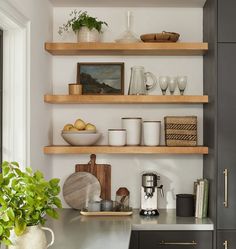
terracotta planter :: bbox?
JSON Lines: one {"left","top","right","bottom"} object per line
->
{"left": 9, "top": 225, "right": 54, "bottom": 249}
{"left": 77, "top": 27, "right": 100, "bottom": 42}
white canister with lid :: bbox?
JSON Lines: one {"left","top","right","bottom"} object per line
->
{"left": 108, "top": 129, "right": 126, "bottom": 146}
{"left": 143, "top": 121, "right": 161, "bottom": 146}
{"left": 121, "top": 118, "right": 142, "bottom": 145}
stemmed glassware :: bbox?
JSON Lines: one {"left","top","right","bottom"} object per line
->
{"left": 177, "top": 76, "right": 187, "bottom": 95}
{"left": 168, "top": 77, "right": 177, "bottom": 95}
{"left": 159, "top": 76, "right": 169, "bottom": 95}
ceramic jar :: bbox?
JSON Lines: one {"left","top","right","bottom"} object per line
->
{"left": 9, "top": 225, "right": 54, "bottom": 249}
{"left": 77, "top": 27, "right": 100, "bottom": 42}
{"left": 108, "top": 129, "right": 126, "bottom": 146}
{"left": 121, "top": 118, "right": 142, "bottom": 145}
{"left": 143, "top": 121, "right": 161, "bottom": 146}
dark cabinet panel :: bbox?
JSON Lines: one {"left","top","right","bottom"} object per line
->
{"left": 217, "top": 230, "right": 236, "bottom": 249}
{"left": 139, "top": 231, "right": 212, "bottom": 249}
{"left": 218, "top": 0, "right": 236, "bottom": 42}
{"left": 129, "top": 231, "right": 139, "bottom": 249}
{"left": 217, "top": 44, "right": 236, "bottom": 229}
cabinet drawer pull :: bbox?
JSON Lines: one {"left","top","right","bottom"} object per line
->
{"left": 159, "top": 240, "right": 197, "bottom": 246}
{"left": 223, "top": 169, "right": 228, "bottom": 208}
{"left": 223, "top": 240, "right": 228, "bottom": 249}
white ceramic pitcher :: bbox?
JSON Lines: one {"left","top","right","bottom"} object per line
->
{"left": 9, "top": 225, "right": 54, "bottom": 249}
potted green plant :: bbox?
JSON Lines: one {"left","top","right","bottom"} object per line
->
{"left": 0, "top": 161, "right": 62, "bottom": 249}
{"left": 58, "top": 10, "right": 108, "bottom": 42}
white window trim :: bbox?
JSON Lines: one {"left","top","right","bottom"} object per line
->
{"left": 0, "top": 0, "right": 30, "bottom": 168}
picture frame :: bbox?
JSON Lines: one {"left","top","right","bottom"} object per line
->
{"left": 77, "top": 62, "right": 124, "bottom": 95}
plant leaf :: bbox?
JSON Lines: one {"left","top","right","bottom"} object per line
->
{"left": 11, "top": 161, "right": 19, "bottom": 167}
{"left": 26, "top": 167, "right": 33, "bottom": 175}
{"left": 49, "top": 178, "right": 60, "bottom": 187}
{"left": 2, "top": 238, "right": 12, "bottom": 246}
{"left": 53, "top": 197, "right": 62, "bottom": 208}
{"left": 7, "top": 208, "right": 15, "bottom": 221}
{"left": 14, "top": 218, "right": 26, "bottom": 236}
{"left": 46, "top": 209, "right": 59, "bottom": 219}
{"left": 2, "top": 212, "right": 10, "bottom": 222}
{"left": 0, "top": 225, "right": 3, "bottom": 236}
{"left": 3, "top": 166, "right": 10, "bottom": 176}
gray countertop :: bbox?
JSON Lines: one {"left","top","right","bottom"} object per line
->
{"left": 46, "top": 209, "right": 213, "bottom": 249}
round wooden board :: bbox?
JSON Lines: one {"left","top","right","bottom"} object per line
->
{"left": 63, "top": 172, "right": 101, "bottom": 210}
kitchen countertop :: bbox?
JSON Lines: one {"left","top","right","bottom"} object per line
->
{"left": 46, "top": 209, "right": 214, "bottom": 249}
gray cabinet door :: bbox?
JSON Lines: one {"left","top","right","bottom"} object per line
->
{"left": 139, "top": 231, "right": 212, "bottom": 249}
{"left": 217, "top": 230, "right": 236, "bottom": 249}
{"left": 217, "top": 43, "right": 236, "bottom": 229}
{"left": 218, "top": 0, "right": 236, "bottom": 42}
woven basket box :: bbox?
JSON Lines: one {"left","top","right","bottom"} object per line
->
{"left": 164, "top": 116, "right": 197, "bottom": 146}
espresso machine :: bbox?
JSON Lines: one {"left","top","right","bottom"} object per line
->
{"left": 140, "top": 172, "right": 164, "bottom": 216}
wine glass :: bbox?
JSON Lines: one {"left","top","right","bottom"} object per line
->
{"left": 177, "top": 76, "right": 188, "bottom": 95}
{"left": 159, "top": 76, "right": 169, "bottom": 95}
{"left": 168, "top": 77, "right": 177, "bottom": 95}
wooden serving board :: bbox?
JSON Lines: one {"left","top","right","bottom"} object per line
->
{"left": 63, "top": 172, "right": 101, "bottom": 210}
{"left": 80, "top": 210, "right": 133, "bottom": 216}
{"left": 75, "top": 154, "right": 111, "bottom": 200}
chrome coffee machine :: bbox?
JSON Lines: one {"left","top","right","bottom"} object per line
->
{"left": 140, "top": 172, "right": 164, "bottom": 216}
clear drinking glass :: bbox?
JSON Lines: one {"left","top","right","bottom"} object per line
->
{"left": 177, "top": 76, "right": 188, "bottom": 95}
{"left": 159, "top": 76, "right": 169, "bottom": 95}
{"left": 168, "top": 77, "right": 177, "bottom": 95}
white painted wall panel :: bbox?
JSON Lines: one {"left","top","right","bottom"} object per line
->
{"left": 52, "top": 7, "right": 203, "bottom": 209}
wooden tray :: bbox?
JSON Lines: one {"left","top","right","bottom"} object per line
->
{"left": 80, "top": 210, "right": 133, "bottom": 216}
{"left": 140, "top": 31, "right": 180, "bottom": 43}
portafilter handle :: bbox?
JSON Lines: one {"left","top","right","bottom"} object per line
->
{"left": 158, "top": 185, "right": 164, "bottom": 197}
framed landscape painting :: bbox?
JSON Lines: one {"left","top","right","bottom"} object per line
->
{"left": 77, "top": 62, "right": 124, "bottom": 95}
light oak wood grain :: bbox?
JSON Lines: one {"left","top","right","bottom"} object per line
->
{"left": 44, "top": 95, "right": 209, "bottom": 104}
{"left": 44, "top": 146, "right": 209, "bottom": 154}
{"left": 45, "top": 42, "right": 208, "bottom": 56}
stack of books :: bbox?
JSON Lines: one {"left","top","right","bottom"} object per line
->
{"left": 194, "top": 179, "right": 209, "bottom": 218}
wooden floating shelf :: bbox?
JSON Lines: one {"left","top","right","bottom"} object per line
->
{"left": 45, "top": 42, "right": 208, "bottom": 56}
{"left": 44, "top": 95, "right": 209, "bottom": 104}
{"left": 44, "top": 146, "right": 209, "bottom": 155}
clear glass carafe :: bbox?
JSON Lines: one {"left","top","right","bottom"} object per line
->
{"left": 128, "top": 66, "right": 157, "bottom": 95}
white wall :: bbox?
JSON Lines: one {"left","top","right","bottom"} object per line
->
{"left": 52, "top": 7, "right": 203, "bottom": 209}
{"left": 6, "top": 0, "right": 53, "bottom": 176}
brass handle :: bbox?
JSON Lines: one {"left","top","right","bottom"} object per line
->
{"left": 159, "top": 240, "right": 197, "bottom": 245}
{"left": 223, "top": 240, "right": 228, "bottom": 249}
{"left": 223, "top": 169, "right": 228, "bottom": 208}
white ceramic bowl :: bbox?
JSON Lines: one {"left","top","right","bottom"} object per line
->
{"left": 61, "top": 132, "right": 101, "bottom": 146}
{"left": 62, "top": 130, "right": 96, "bottom": 134}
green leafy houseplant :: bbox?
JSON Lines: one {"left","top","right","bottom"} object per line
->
{"left": 58, "top": 10, "right": 108, "bottom": 35}
{"left": 0, "top": 161, "right": 62, "bottom": 246}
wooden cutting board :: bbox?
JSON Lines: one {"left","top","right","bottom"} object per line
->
{"left": 63, "top": 172, "right": 101, "bottom": 210}
{"left": 75, "top": 154, "right": 111, "bottom": 200}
